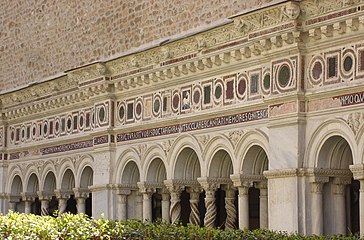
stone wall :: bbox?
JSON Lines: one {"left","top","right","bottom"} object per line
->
{"left": 0, "top": 0, "right": 274, "bottom": 92}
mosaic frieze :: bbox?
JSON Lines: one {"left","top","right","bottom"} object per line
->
{"left": 7, "top": 101, "right": 112, "bottom": 147}
{"left": 116, "top": 56, "right": 298, "bottom": 126}
{"left": 0, "top": 126, "right": 4, "bottom": 147}
{"left": 306, "top": 42, "right": 364, "bottom": 89}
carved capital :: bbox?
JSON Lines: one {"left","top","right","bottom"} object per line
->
{"left": 21, "top": 192, "right": 36, "bottom": 202}
{"left": 54, "top": 189, "right": 72, "bottom": 199}
{"left": 311, "top": 182, "right": 324, "bottom": 193}
{"left": 350, "top": 164, "right": 364, "bottom": 180}
{"left": 73, "top": 188, "right": 90, "bottom": 199}
{"left": 37, "top": 191, "right": 53, "bottom": 201}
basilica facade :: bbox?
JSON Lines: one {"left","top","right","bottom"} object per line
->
{"left": 1, "top": 0, "right": 364, "bottom": 236}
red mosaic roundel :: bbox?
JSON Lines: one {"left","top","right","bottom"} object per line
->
{"left": 172, "top": 94, "right": 180, "bottom": 110}
{"left": 312, "top": 61, "right": 323, "bottom": 81}
{"left": 237, "top": 78, "right": 246, "bottom": 95}
{"left": 136, "top": 102, "right": 142, "bottom": 116}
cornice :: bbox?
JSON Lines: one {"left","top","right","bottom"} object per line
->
{"left": 1, "top": 0, "right": 363, "bottom": 121}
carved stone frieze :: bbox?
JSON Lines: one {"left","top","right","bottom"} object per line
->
{"left": 225, "top": 130, "right": 244, "bottom": 147}
{"left": 347, "top": 112, "right": 364, "bottom": 135}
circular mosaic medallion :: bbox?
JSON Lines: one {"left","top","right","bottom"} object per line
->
{"left": 172, "top": 94, "right": 180, "bottom": 110}
{"left": 263, "top": 74, "right": 271, "bottom": 90}
{"left": 67, "top": 118, "right": 72, "bottom": 130}
{"left": 215, "top": 85, "right": 222, "bottom": 99}
{"left": 136, "top": 102, "right": 142, "bottom": 116}
{"left": 26, "top": 127, "right": 30, "bottom": 139}
{"left": 343, "top": 55, "right": 353, "bottom": 72}
{"left": 79, "top": 115, "right": 84, "bottom": 127}
{"left": 193, "top": 90, "right": 200, "bottom": 104}
{"left": 32, "top": 126, "right": 36, "bottom": 137}
{"left": 312, "top": 61, "right": 323, "bottom": 81}
{"left": 237, "top": 79, "right": 246, "bottom": 95}
{"left": 55, "top": 121, "right": 60, "bottom": 132}
{"left": 154, "top": 98, "right": 160, "bottom": 113}
{"left": 119, "top": 105, "right": 125, "bottom": 120}
{"left": 278, "top": 65, "right": 291, "bottom": 87}
{"left": 99, "top": 107, "right": 105, "bottom": 123}
{"left": 43, "top": 123, "right": 48, "bottom": 135}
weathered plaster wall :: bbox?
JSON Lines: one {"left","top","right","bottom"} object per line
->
{"left": 0, "top": 0, "right": 274, "bottom": 91}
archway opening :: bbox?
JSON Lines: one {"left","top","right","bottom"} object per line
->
{"left": 121, "top": 161, "right": 140, "bottom": 219}
{"left": 209, "top": 149, "right": 235, "bottom": 229}
{"left": 61, "top": 169, "right": 77, "bottom": 214}
{"left": 44, "top": 172, "right": 57, "bottom": 216}
{"left": 27, "top": 173, "right": 40, "bottom": 215}
{"left": 174, "top": 147, "right": 201, "bottom": 226}
{"left": 318, "top": 136, "right": 358, "bottom": 236}
{"left": 80, "top": 166, "right": 93, "bottom": 217}
{"left": 10, "top": 175, "right": 23, "bottom": 212}
{"left": 242, "top": 145, "right": 268, "bottom": 230}
{"left": 146, "top": 158, "right": 166, "bottom": 222}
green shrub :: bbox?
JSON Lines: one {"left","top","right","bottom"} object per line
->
{"left": 0, "top": 211, "right": 360, "bottom": 239}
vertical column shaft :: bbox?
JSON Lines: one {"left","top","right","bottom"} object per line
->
{"left": 40, "top": 199, "right": 50, "bottom": 216}
{"left": 76, "top": 197, "right": 86, "bottom": 214}
{"left": 24, "top": 200, "right": 32, "bottom": 214}
{"left": 225, "top": 187, "right": 237, "bottom": 229}
{"left": 188, "top": 187, "right": 201, "bottom": 225}
{"left": 311, "top": 182, "right": 324, "bottom": 235}
{"left": 161, "top": 192, "right": 170, "bottom": 223}
{"left": 135, "top": 192, "right": 143, "bottom": 220}
{"left": 332, "top": 183, "right": 347, "bottom": 235}
{"left": 142, "top": 192, "right": 153, "bottom": 221}
{"left": 360, "top": 180, "right": 364, "bottom": 238}
{"left": 117, "top": 194, "right": 128, "bottom": 221}
{"left": 238, "top": 186, "right": 249, "bottom": 229}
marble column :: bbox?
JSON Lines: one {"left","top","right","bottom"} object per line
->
{"left": 55, "top": 190, "right": 71, "bottom": 216}
{"left": 8, "top": 201, "right": 17, "bottom": 212}
{"left": 256, "top": 182, "right": 268, "bottom": 229}
{"left": 138, "top": 183, "right": 155, "bottom": 222}
{"left": 359, "top": 179, "right": 364, "bottom": 237}
{"left": 310, "top": 181, "right": 325, "bottom": 235}
{"left": 237, "top": 185, "right": 249, "bottom": 230}
{"left": 164, "top": 180, "right": 184, "bottom": 224}
{"left": 37, "top": 192, "right": 52, "bottom": 216}
{"left": 332, "top": 178, "right": 350, "bottom": 235}
{"left": 161, "top": 189, "right": 171, "bottom": 223}
{"left": 199, "top": 180, "right": 219, "bottom": 228}
{"left": 224, "top": 185, "right": 237, "bottom": 229}
{"left": 135, "top": 192, "right": 143, "bottom": 220}
{"left": 74, "top": 189, "right": 89, "bottom": 214}
{"left": 188, "top": 186, "right": 202, "bottom": 225}
{"left": 21, "top": 193, "right": 35, "bottom": 214}
{"left": 116, "top": 189, "right": 131, "bottom": 221}
{"left": 7, "top": 195, "right": 20, "bottom": 213}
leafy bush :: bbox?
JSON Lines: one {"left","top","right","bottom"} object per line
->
{"left": 0, "top": 211, "right": 360, "bottom": 239}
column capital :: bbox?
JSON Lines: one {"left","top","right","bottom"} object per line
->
{"left": 197, "top": 177, "right": 222, "bottom": 192}
{"left": 230, "top": 174, "right": 257, "bottom": 188}
{"left": 255, "top": 181, "right": 268, "bottom": 190}
{"left": 54, "top": 189, "right": 72, "bottom": 199}
{"left": 7, "top": 194, "right": 21, "bottom": 203}
{"left": 137, "top": 182, "right": 156, "bottom": 195}
{"left": 310, "top": 182, "right": 324, "bottom": 193}
{"left": 163, "top": 180, "right": 185, "bottom": 194}
{"left": 116, "top": 188, "right": 132, "bottom": 196}
{"left": 73, "top": 188, "right": 90, "bottom": 199}
{"left": 21, "top": 192, "right": 36, "bottom": 202}
{"left": 37, "top": 191, "right": 53, "bottom": 201}
{"left": 350, "top": 164, "right": 364, "bottom": 180}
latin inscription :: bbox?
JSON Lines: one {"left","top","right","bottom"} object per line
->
{"left": 334, "top": 91, "right": 364, "bottom": 106}
{"left": 117, "top": 108, "right": 268, "bottom": 142}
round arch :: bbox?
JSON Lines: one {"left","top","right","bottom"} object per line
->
{"left": 75, "top": 155, "right": 94, "bottom": 187}
{"left": 168, "top": 134, "right": 203, "bottom": 179}
{"left": 39, "top": 163, "right": 56, "bottom": 191}
{"left": 114, "top": 148, "right": 141, "bottom": 184}
{"left": 356, "top": 124, "right": 364, "bottom": 165}
{"left": 208, "top": 149, "right": 233, "bottom": 178}
{"left": 26, "top": 173, "right": 39, "bottom": 193}
{"left": 241, "top": 145, "right": 268, "bottom": 175}
{"left": 80, "top": 166, "right": 94, "bottom": 188}
{"left": 204, "top": 135, "right": 236, "bottom": 178}
{"left": 305, "top": 119, "right": 358, "bottom": 168}
{"left": 43, "top": 171, "right": 57, "bottom": 192}
{"left": 146, "top": 158, "right": 167, "bottom": 183}
{"left": 120, "top": 160, "right": 140, "bottom": 185}
{"left": 141, "top": 144, "right": 167, "bottom": 177}
{"left": 60, "top": 169, "right": 75, "bottom": 190}
{"left": 10, "top": 175, "right": 23, "bottom": 195}
{"left": 173, "top": 147, "right": 201, "bottom": 180}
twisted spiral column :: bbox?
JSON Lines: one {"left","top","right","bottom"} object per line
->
{"left": 165, "top": 180, "right": 183, "bottom": 224}
{"left": 188, "top": 187, "right": 201, "bottom": 225}
{"left": 225, "top": 188, "right": 237, "bottom": 229}
{"left": 169, "top": 191, "right": 182, "bottom": 224}
{"left": 204, "top": 189, "right": 217, "bottom": 228}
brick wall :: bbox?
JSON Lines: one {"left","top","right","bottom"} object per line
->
{"left": 0, "top": 0, "right": 273, "bottom": 91}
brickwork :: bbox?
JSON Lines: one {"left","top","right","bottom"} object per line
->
{"left": 0, "top": 0, "right": 274, "bottom": 91}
